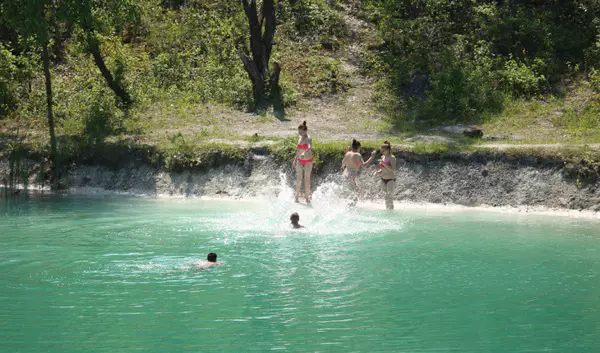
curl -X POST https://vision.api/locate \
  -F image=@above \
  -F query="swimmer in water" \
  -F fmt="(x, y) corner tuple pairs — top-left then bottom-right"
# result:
(292, 121), (313, 204)
(373, 141), (397, 210)
(341, 139), (377, 193)
(194, 252), (220, 269)
(290, 212), (304, 229)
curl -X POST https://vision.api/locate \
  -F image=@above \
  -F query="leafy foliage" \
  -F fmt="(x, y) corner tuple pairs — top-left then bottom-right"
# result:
(0, 43), (18, 118)
(366, 0), (600, 124)
(3, 0), (600, 163)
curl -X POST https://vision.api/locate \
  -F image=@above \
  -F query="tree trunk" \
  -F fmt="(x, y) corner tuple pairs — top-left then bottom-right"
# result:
(240, 50), (266, 109)
(87, 35), (132, 107)
(240, 0), (279, 111)
(41, 43), (57, 189)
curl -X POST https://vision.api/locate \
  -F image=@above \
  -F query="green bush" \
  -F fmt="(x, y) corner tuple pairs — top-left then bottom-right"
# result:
(84, 97), (123, 144)
(276, 45), (350, 99)
(50, 46), (124, 139)
(590, 68), (600, 92)
(0, 42), (17, 118)
(392, 40), (504, 124)
(289, 0), (347, 39)
(366, 0), (600, 125)
(501, 58), (546, 97)
(141, 2), (250, 106)
(0, 43), (36, 120)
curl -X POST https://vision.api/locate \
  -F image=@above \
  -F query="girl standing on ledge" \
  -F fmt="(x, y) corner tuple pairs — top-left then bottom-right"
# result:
(293, 121), (313, 203)
(341, 139), (376, 193)
(373, 141), (397, 210)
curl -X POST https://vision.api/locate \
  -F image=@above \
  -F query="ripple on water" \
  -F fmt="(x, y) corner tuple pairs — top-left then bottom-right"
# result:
(2, 191), (600, 353)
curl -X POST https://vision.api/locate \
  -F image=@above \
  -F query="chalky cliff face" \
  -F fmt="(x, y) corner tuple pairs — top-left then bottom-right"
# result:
(2, 150), (599, 212)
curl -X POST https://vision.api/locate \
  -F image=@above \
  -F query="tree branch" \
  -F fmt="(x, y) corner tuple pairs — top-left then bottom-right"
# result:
(244, 0), (264, 74)
(239, 50), (260, 83)
(258, 0), (265, 29)
(87, 34), (131, 106)
(262, 0), (276, 64)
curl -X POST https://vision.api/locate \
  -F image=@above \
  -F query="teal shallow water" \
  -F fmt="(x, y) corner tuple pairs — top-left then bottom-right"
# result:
(1, 194), (600, 352)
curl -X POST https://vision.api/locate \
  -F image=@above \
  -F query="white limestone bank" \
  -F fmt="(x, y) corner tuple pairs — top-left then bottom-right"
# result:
(1, 150), (599, 211)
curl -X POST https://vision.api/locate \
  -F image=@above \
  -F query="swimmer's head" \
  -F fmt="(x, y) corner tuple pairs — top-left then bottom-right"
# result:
(381, 140), (391, 155)
(290, 212), (300, 224)
(207, 252), (217, 263)
(297, 121), (308, 135)
(351, 139), (361, 152)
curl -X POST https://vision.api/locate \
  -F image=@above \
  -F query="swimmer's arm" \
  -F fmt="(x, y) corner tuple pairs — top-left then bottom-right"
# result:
(362, 150), (377, 167)
(391, 156), (397, 170)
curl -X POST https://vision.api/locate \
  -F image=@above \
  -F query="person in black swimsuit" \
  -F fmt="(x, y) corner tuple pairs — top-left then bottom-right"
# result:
(373, 141), (397, 210)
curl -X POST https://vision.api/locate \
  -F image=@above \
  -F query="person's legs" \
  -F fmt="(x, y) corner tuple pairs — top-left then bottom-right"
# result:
(380, 179), (389, 209)
(385, 180), (395, 210)
(379, 179), (387, 193)
(295, 161), (304, 202)
(350, 174), (360, 203)
(303, 162), (313, 202)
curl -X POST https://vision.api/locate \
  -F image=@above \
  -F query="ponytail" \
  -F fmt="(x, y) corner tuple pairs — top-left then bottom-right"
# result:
(298, 121), (308, 130)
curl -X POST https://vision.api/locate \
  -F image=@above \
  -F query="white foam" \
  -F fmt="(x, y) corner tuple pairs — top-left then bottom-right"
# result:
(187, 173), (408, 237)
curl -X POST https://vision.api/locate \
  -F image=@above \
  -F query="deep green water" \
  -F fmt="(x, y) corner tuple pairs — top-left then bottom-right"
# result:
(1, 194), (600, 352)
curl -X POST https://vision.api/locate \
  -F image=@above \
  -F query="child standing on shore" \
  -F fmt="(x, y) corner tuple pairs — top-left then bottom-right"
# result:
(341, 139), (376, 193)
(373, 141), (397, 209)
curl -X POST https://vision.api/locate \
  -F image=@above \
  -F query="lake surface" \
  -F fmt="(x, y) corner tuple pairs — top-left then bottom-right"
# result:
(1, 194), (599, 352)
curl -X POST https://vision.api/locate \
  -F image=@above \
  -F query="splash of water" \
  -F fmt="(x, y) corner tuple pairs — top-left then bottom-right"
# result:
(200, 172), (405, 238)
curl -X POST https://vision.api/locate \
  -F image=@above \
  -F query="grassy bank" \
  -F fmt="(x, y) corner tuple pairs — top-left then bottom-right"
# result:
(3, 131), (600, 193)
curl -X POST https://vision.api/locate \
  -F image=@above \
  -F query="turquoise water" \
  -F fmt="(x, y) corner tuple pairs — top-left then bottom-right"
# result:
(1, 194), (600, 352)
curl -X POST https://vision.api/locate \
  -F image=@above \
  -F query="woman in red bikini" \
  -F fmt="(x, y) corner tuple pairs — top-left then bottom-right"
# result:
(341, 139), (376, 193)
(373, 141), (397, 209)
(293, 121), (313, 203)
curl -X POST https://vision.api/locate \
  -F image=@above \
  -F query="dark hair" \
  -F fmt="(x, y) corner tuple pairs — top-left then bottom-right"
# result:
(351, 139), (361, 150)
(298, 121), (308, 130)
(290, 212), (300, 223)
(381, 140), (391, 150)
(207, 252), (217, 263)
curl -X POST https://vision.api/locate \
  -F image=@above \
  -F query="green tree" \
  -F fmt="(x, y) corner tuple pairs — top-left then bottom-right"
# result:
(1, 0), (59, 188)
(63, 0), (140, 107)
(368, 0), (600, 123)
(239, 0), (281, 111)
(0, 42), (18, 118)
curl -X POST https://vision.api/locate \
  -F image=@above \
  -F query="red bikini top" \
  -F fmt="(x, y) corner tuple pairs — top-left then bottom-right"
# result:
(379, 159), (391, 168)
(297, 144), (308, 150)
